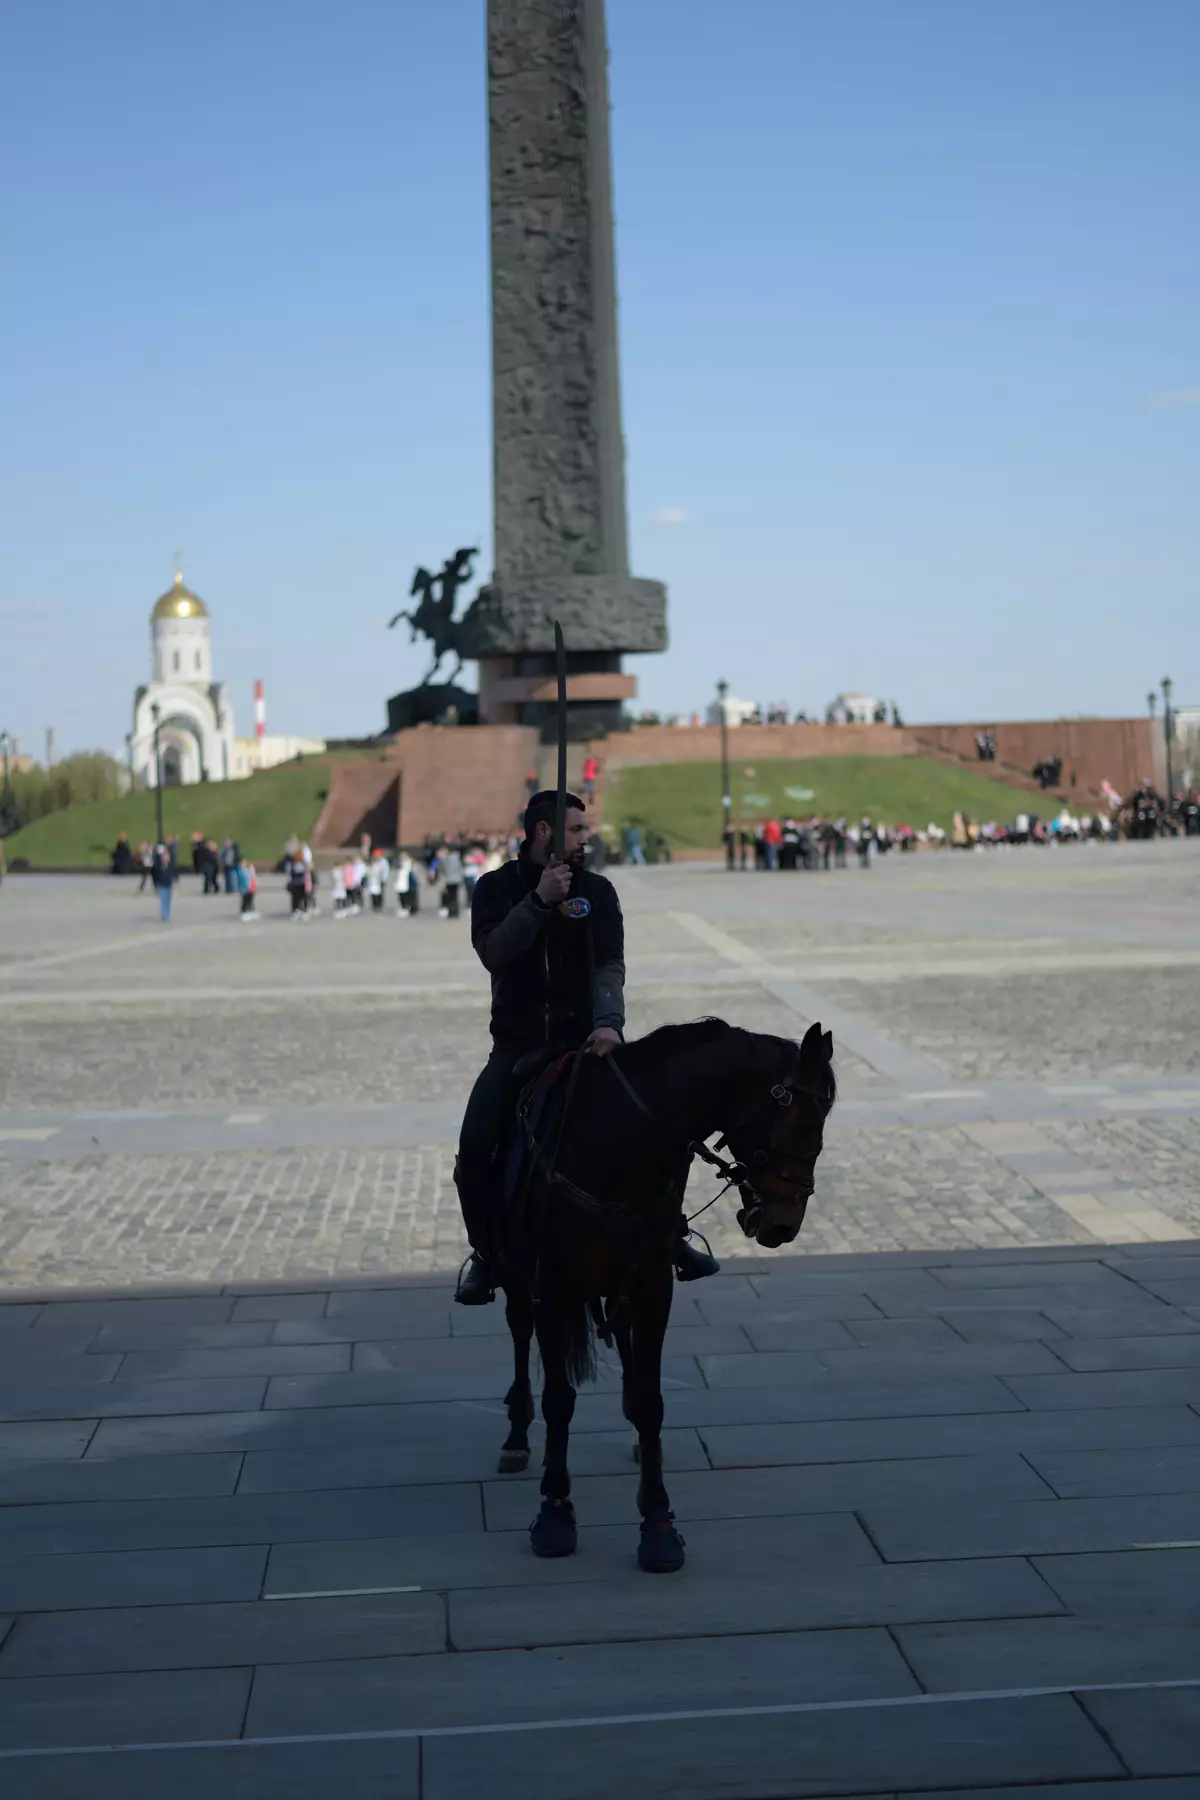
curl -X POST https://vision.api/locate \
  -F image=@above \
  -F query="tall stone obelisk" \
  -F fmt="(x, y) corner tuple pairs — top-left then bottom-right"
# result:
(462, 0), (667, 737)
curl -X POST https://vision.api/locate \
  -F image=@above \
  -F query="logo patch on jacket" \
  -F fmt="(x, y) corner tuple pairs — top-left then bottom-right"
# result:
(560, 897), (591, 919)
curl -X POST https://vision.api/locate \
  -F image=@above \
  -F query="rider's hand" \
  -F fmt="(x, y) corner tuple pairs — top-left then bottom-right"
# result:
(586, 1027), (622, 1057)
(536, 855), (573, 907)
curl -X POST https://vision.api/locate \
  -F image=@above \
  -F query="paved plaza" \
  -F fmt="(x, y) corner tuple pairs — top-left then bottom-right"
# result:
(1, 846), (1199, 1794)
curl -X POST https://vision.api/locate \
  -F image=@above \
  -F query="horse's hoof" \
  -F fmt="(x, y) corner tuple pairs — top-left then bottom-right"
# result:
(638, 1513), (686, 1573)
(530, 1499), (577, 1558)
(498, 1447), (530, 1474)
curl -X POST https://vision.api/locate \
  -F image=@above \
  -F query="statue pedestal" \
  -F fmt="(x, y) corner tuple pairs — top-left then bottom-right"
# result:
(386, 683), (478, 735)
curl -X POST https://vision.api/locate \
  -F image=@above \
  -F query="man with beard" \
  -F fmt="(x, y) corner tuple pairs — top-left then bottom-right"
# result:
(453, 788), (718, 1304)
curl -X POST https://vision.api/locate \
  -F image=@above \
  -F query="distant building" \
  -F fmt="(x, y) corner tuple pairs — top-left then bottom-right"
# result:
(827, 692), (883, 724)
(131, 572), (235, 786)
(705, 694), (760, 727)
(232, 735), (326, 777)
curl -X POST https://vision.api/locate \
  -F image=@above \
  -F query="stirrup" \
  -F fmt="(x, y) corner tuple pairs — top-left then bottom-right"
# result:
(454, 1250), (496, 1306)
(674, 1228), (720, 1282)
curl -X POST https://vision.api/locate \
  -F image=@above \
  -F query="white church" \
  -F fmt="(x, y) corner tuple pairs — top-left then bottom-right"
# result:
(131, 572), (236, 786)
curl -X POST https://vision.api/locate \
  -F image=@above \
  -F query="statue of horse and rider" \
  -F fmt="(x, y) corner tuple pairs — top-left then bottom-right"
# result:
(388, 545), (477, 685)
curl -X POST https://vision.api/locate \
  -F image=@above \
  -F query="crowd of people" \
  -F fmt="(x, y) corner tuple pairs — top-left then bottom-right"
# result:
(105, 770), (1200, 925)
(110, 831), (260, 922)
(720, 785), (1200, 870)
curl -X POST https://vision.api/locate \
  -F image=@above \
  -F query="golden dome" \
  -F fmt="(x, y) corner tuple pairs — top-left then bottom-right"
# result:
(152, 571), (209, 621)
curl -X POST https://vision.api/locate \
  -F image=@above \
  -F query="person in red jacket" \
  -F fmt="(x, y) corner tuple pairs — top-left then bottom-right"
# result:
(763, 817), (783, 871)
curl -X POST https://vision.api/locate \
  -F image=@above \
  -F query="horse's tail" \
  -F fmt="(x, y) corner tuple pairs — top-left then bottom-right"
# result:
(561, 1292), (596, 1388)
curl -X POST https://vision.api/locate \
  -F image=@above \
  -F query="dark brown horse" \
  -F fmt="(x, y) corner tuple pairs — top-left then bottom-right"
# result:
(491, 1018), (836, 1572)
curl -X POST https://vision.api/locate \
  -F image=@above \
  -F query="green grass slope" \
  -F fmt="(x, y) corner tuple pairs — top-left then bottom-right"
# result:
(605, 755), (1041, 851)
(4, 763), (330, 867)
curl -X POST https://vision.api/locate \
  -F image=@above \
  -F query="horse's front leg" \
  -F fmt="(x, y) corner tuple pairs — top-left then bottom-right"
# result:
(610, 1310), (640, 1463)
(529, 1301), (578, 1558)
(629, 1261), (686, 1573)
(498, 1281), (535, 1474)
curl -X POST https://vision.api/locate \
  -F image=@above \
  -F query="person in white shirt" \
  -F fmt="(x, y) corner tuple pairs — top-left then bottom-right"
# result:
(394, 852), (419, 917)
(366, 850), (391, 912)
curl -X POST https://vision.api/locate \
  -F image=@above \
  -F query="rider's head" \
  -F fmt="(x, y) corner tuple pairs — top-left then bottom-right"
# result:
(524, 791), (587, 868)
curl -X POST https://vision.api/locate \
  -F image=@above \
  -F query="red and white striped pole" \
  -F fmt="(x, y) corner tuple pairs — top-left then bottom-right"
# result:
(254, 680), (265, 768)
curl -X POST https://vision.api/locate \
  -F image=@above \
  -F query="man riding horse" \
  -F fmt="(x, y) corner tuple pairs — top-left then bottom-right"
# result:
(453, 788), (719, 1304)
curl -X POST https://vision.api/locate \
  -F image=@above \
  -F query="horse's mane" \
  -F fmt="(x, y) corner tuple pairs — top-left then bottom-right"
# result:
(625, 1017), (837, 1104)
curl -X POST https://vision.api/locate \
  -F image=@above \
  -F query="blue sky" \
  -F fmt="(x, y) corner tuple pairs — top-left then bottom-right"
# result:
(2, 0), (1197, 757)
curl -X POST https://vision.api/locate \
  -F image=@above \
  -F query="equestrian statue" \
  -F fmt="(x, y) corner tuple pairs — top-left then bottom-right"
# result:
(388, 545), (477, 685)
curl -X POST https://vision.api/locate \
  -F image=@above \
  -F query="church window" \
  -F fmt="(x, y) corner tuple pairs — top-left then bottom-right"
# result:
(195, 651), (201, 671)
(173, 651), (180, 672)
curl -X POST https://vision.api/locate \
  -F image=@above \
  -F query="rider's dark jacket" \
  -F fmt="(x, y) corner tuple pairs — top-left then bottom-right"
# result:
(470, 851), (625, 1051)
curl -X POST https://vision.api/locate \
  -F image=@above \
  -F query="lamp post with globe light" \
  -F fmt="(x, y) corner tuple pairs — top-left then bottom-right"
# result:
(1162, 677), (1174, 803)
(716, 680), (732, 866)
(151, 703), (164, 848)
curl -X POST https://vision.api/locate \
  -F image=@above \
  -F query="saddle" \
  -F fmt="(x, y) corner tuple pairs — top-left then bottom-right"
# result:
(501, 1046), (576, 1219)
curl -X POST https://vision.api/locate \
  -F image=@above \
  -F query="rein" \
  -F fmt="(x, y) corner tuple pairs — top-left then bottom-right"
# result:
(606, 1055), (819, 1217)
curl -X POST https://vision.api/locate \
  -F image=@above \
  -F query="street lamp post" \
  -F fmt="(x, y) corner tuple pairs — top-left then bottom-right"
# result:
(716, 680), (732, 868)
(1162, 677), (1174, 801)
(0, 730), (17, 839)
(151, 703), (165, 848)
(1147, 691), (1157, 719)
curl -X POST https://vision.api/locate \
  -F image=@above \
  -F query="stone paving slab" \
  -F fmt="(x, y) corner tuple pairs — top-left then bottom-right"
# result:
(0, 1589), (447, 1677)
(0, 1482), (483, 1557)
(0, 1739), (421, 1800)
(1079, 1686), (1200, 1777)
(0, 1451), (243, 1505)
(419, 1693), (1120, 1799)
(696, 1401), (1200, 1469)
(895, 1618), (1200, 1691)
(1024, 1443), (1200, 1498)
(1032, 1547), (1200, 1617)
(447, 1556), (1063, 1651)
(0, 1664), (251, 1750)
(244, 1623), (918, 1737)
(860, 1492), (1200, 1561)
(0, 1546), (268, 1613)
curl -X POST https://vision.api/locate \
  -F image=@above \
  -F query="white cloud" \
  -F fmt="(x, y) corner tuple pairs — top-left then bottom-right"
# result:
(647, 506), (692, 526)
(1152, 388), (1200, 407)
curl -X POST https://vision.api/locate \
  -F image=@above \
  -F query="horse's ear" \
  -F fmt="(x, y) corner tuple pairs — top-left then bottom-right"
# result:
(799, 1022), (823, 1064)
(822, 1029), (833, 1061)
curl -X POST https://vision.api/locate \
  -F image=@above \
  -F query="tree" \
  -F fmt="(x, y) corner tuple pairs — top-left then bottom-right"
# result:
(3, 752), (125, 834)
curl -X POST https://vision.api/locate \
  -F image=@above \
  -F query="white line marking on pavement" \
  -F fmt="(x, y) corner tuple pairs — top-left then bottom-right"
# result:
(6, 924), (220, 977)
(4, 1674), (1198, 1758)
(1134, 1541), (1200, 1550)
(226, 1113), (267, 1125)
(0, 1127), (59, 1142)
(907, 1089), (986, 1101)
(264, 1585), (422, 1600)
(667, 911), (763, 967)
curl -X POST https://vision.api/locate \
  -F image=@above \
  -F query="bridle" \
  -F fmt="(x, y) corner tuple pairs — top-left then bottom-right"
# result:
(605, 1056), (828, 1231)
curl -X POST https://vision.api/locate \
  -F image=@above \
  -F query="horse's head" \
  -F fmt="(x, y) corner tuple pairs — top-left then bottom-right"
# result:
(727, 1023), (836, 1247)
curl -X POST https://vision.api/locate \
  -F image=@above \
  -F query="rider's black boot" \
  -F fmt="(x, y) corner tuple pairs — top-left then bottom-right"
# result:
(673, 1224), (720, 1282)
(454, 1250), (496, 1306)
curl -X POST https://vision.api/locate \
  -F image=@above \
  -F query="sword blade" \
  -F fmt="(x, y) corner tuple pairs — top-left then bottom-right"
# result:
(553, 620), (568, 862)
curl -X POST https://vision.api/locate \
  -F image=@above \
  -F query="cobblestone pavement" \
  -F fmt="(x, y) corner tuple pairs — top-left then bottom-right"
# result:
(1, 843), (1198, 1289)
